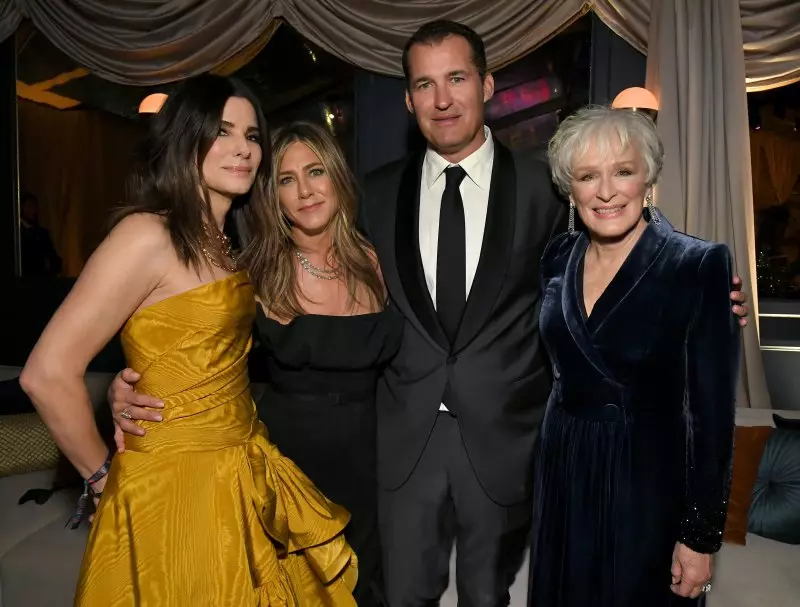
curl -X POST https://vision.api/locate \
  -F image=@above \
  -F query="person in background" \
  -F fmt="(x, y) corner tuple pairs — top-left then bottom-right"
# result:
(20, 192), (62, 276)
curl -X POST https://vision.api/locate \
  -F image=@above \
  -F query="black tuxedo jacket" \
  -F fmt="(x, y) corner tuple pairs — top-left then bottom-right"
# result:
(362, 139), (566, 506)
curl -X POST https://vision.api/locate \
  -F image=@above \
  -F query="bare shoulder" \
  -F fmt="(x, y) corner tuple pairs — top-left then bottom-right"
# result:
(84, 212), (173, 285)
(109, 213), (170, 248)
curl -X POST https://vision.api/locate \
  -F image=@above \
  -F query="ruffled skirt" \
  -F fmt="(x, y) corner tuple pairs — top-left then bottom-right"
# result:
(74, 420), (357, 606)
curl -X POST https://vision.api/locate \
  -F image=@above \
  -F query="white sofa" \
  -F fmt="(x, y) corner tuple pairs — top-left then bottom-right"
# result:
(1, 365), (798, 606)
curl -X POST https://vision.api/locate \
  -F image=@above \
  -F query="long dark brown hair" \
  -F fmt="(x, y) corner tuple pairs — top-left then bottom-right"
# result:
(113, 74), (271, 273)
(242, 121), (384, 319)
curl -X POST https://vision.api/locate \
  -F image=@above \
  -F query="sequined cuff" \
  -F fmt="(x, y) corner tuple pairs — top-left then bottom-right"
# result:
(679, 501), (728, 554)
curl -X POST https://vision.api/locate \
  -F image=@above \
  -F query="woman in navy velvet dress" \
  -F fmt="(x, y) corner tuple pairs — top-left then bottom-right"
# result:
(528, 107), (739, 607)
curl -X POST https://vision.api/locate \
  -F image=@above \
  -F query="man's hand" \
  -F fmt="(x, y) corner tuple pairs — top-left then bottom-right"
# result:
(108, 368), (163, 453)
(730, 275), (749, 328)
(670, 542), (713, 598)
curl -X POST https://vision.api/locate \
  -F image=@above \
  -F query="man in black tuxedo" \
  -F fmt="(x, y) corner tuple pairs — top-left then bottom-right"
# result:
(361, 21), (565, 606)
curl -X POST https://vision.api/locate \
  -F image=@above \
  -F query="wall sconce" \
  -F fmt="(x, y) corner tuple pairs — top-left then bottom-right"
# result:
(138, 93), (168, 114)
(611, 87), (658, 120)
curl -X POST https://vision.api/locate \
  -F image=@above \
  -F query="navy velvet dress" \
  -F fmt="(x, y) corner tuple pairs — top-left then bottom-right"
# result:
(528, 212), (739, 607)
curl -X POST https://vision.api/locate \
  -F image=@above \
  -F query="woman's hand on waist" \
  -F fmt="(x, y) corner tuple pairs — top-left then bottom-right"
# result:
(108, 368), (164, 452)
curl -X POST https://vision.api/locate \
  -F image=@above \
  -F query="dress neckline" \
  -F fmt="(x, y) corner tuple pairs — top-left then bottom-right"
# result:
(257, 307), (389, 328)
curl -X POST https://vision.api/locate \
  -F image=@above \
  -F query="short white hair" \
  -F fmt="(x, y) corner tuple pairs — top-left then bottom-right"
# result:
(547, 105), (664, 197)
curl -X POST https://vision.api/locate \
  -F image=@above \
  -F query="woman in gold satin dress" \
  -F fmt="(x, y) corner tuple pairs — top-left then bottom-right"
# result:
(20, 75), (357, 606)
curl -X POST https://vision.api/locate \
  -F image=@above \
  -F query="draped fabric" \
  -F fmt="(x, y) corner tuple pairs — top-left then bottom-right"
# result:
(0, 0), (22, 44)
(0, 1), (796, 89)
(741, 0), (800, 92)
(3, 0), (280, 84)
(593, 0), (800, 92)
(645, 0), (771, 409)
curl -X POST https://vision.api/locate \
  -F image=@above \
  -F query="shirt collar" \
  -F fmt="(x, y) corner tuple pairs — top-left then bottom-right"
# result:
(424, 125), (495, 191)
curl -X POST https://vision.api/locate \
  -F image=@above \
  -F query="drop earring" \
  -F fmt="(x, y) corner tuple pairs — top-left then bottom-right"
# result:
(646, 193), (660, 224)
(568, 201), (575, 234)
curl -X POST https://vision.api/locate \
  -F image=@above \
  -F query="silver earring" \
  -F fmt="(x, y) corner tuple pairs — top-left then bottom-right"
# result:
(646, 193), (660, 224)
(568, 202), (575, 234)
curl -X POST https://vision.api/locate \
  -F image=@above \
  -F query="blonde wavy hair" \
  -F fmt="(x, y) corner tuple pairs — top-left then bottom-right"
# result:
(241, 121), (384, 320)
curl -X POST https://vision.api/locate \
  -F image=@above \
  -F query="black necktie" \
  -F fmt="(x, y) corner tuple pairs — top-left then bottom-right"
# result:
(436, 165), (468, 346)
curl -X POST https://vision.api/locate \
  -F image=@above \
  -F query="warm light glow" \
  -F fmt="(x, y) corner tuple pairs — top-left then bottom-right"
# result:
(611, 87), (658, 111)
(138, 93), (168, 114)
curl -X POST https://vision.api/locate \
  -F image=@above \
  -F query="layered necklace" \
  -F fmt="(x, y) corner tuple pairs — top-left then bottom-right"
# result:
(202, 224), (238, 273)
(295, 249), (338, 280)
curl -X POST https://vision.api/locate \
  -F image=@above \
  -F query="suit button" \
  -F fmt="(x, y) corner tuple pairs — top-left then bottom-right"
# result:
(605, 403), (619, 411)
(447, 356), (457, 365)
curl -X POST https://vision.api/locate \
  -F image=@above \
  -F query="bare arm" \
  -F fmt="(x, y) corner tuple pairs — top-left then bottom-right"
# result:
(20, 213), (169, 483)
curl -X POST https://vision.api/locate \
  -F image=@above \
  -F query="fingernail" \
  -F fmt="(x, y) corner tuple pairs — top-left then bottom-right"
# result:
(155, 415), (163, 422)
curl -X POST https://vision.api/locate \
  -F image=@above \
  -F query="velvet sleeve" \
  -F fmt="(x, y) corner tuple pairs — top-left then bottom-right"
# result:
(680, 244), (740, 553)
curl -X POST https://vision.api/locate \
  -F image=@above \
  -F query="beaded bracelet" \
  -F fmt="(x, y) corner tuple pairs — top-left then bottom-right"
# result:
(66, 452), (113, 530)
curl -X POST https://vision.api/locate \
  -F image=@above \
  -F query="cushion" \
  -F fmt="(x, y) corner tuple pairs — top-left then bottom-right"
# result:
(723, 425), (772, 545)
(774, 413), (800, 431)
(0, 413), (59, 477)
(748, 428), (800, 544)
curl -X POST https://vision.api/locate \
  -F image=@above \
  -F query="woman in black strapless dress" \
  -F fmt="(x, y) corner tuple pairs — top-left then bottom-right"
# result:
(254, 311), (401, 605)
(243, 122), (401, 606)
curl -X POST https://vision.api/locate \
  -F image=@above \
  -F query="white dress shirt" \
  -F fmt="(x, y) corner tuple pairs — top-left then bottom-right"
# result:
(418, 126), (495, 410)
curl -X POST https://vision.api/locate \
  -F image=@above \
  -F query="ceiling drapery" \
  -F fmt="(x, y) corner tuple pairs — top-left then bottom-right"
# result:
(0, 0), (797, 91)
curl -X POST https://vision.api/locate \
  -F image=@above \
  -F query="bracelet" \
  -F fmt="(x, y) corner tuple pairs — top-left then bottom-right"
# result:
(66, 452), (113, 530)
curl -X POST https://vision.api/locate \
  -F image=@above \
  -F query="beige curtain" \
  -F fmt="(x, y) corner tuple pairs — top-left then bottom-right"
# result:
(645, 0), (771, 409)
(741, 0), (800, 92)
(0, 0), (22, 43)
(1, 1), (798, 89)
(592, 0), (651, 53)
(5, 0), (280, 84)
(590, 0), (800, 92)
(280, 0), (589, 75)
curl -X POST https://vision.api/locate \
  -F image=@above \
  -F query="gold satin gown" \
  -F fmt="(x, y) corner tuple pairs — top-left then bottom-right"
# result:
(75, 272), (357, 606)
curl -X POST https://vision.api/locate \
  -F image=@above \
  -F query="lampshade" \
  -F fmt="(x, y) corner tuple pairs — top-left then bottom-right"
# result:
(612, 87), (658, 120)
(138, 93), (168, 114)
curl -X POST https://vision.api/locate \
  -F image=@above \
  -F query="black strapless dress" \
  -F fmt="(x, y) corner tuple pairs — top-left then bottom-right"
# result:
(254, 308), (403, 607)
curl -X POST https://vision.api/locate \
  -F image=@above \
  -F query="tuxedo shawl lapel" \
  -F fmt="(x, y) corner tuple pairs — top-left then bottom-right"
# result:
(395, 152), (449, 351)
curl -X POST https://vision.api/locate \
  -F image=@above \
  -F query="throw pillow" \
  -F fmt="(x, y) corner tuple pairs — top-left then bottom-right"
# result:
(774, 413), (800, 431)
(748, 428), (800, 544)
(723, 425), (773, 545)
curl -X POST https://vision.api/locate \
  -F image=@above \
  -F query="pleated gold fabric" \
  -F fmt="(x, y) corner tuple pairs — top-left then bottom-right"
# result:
(75, 271), (357, 606)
